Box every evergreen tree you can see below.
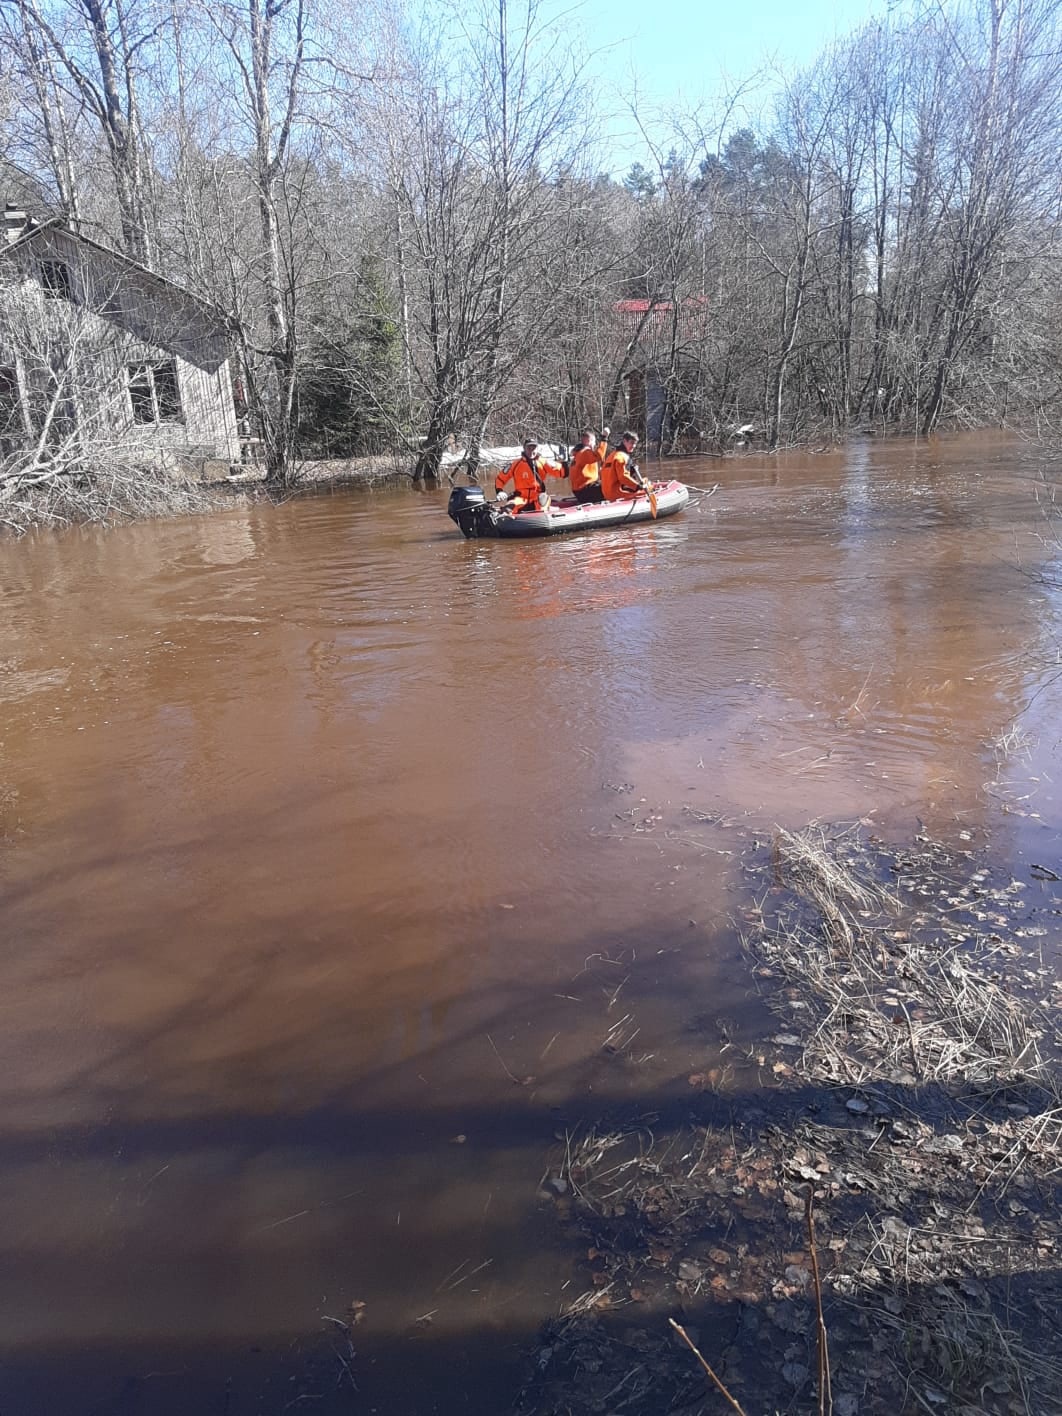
[297,259,403,458]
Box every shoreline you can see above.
[3,425,1049,538]
[519,824,1062,1416]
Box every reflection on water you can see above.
[2,434,1062,1410]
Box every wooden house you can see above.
[0,207,240,472]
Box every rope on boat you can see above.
[611,480,717,524]
[680,482,719,502]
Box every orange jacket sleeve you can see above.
[495,461,517,492]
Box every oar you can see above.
[632,462,657,518]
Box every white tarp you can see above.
[440,443,567,469]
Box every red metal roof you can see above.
[615,298,667,314]
[614,296,709,314]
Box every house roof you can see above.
[616,299,665,315]
[1,217,232,330]
[614,296,710,315]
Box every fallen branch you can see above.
[805,1188,833,1416]
[669,1318,751,1416]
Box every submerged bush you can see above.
[0,454,219,535]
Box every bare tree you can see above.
[0,0,83,218]
[918,0,1062,432]
[2,0,165,261]
[367,0,597,480]
[192,0,307,481]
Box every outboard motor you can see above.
[447,483,497,538]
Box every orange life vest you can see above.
[496,455,564,509]
[569,441,607,493]
[600,448,641,501]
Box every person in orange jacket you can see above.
[600,431,644,501]
[495,439,566,512]
[569,426,610,504]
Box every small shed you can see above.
[0,207,240,471]
[613,297,711,450]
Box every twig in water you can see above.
[605,973,630,1010]
[669,1318,750,1416]
[435,1257,472,1293]
[257,1208,311,1232]
[805,1188,833,1416]
[839,665,875,721]
[441,1258,493,1291]
[486,1033,522,1085]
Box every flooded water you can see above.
[2,433,1062,1413]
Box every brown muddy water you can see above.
[1,433,1062,1414]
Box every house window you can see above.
[128,366,155,423]
[40,259,73,300]
[152,360,182,421]
[128,360,184,424]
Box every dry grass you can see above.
[991,722,1034,765]
[772,825,890,951]
[866,1282,1062,1411]
[756,827,1052,1091]
[557,1126,680,1221]
[773,825,886,915]
[760,916,1049,1088]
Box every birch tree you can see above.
[192,0,307,481]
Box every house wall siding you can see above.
[0,225,240,464]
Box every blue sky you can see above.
[572,0,892,169]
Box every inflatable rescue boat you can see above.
[447,480,689,538]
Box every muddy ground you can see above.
[518,828,1062,1416]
